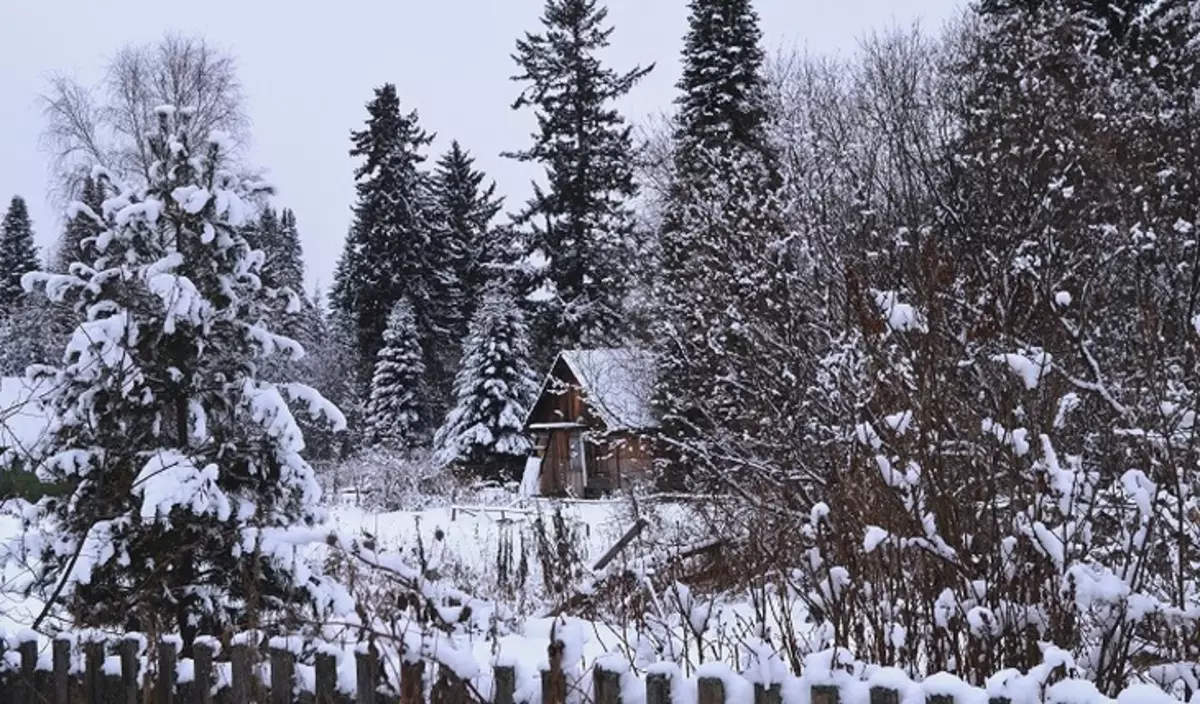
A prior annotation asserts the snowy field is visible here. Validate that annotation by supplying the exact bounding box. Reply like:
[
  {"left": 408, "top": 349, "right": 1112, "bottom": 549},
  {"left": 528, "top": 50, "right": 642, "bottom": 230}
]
[
  {"left": 0, "top": 374, "right": 727, "bottom": 675},
  {"left": 0, "top": 485, "right": 780, "bottom": 699}
]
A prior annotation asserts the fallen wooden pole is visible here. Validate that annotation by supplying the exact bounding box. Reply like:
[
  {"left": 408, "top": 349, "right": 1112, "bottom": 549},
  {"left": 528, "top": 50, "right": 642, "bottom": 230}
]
[{"left": 592, "top": 518, "right": 648, "bottom": 571}]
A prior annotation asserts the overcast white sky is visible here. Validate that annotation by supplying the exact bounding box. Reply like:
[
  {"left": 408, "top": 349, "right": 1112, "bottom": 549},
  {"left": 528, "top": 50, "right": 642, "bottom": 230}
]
[{"left": 0, "top": 0, "right": 963, "bottom": 291}]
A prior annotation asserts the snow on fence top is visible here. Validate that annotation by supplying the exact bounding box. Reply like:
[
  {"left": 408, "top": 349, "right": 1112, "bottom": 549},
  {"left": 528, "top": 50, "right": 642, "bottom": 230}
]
[
  {"left": 0, "top": 632, "right": 1186, "bottom": 704},
  {"left": 559, "top": 348, "right": 658, "bottom": 430}
]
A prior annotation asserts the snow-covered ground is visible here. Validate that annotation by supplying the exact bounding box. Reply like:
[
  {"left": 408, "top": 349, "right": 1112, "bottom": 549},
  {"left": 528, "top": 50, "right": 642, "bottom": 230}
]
[
  {"left": 0, "top": 489, "right": 748, "bottom": 697},
  {"left": 330, "top": 497, "right": 648, "bottom": 577}
]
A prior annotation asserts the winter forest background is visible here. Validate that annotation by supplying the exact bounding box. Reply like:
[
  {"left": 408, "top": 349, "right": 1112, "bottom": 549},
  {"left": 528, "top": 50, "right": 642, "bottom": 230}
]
[{"left": 0, "top": 0, "right": 1199, "bottom": 701}]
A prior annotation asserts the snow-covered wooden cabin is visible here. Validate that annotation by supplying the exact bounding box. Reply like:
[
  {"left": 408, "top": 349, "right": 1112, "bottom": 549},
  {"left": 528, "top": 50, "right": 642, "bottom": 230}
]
[{"left": 525, "top": 349, "right": 659, "bottom": 497}]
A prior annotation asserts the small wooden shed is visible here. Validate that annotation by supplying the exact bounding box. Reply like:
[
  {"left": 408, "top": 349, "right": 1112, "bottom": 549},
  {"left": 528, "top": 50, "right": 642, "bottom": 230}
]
[{"left": 525, "top": 348, "right": 659, "bottom": 497}]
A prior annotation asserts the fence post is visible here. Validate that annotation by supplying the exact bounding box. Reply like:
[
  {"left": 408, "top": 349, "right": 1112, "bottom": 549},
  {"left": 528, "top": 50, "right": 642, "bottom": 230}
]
[
  {"left": 871, "top": 686, "right": 899, "bottom": 704},
  {"left": 85, "top": 641, "right": 105, "bottom": 704},
  {"left": 697, "top": 677, "right": 724, "bottom": 704},
  {"left": 270, "top": 647, "right": 295, "bottom": 704},
  {"left": 355, "top": 645, "right": 378, "bottom": 704},
  {"left": 53, "top": 637, "right": 71, "bottom": 704},
  {"left": 988, "top": 698, "right": 1012, "bottom": 704},
  {"left": 230, "top": 643, "right": 252, "bottom": 704},
  {"left": 18, "top": 638, "right": 37, "bottom": 704},
  {"left": 119, "top": 638, "right": 140, "bottom": 704},
  {"left": 492, "top": 666, "right": 516, "bottom": 704},
  {"left": 812, "top": 685, "right": 840, "bottom": 704},
  {"left": 542, "top": 639, "right": 566, "bottom": 704},
  {"left": 192, "top": 641, "right": 215, "bottom": 704},
  {"left": 592, "top": 665, "right": 620, "bottom": 704},
  {"left": 645, "top": 672, "right": 671, "bottom": 704},
  {"left": 157, "top": 639, "right": 178, "bottom": 704},
  {"left": 399, "top": 660, "right": 425, "bottom": 704},
  {"left": 755, "top": 683, "right": 782, "bottom": 704},
  {"left": 430, "top": 666, "right": 467, "bottom": 704},
  {"left": 315, "top": 652, "right": 338, "bottom": 704},
  {"left": 540, "top": 669, "right": 566, "bottom": 704},
  {"left": 928, "top": 696, "right": 954, "bottom": 704}
]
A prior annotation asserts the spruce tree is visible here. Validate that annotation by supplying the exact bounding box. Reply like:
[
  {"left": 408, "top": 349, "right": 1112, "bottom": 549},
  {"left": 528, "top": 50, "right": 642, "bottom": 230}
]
[
  {"left": 672, "top": 0, "right": 770, "bottom": 166},
  {"left": 296, "top": 290, "right": 359, "bottom": 464},
  {"left": 506, "top": 0, "right": 652, "bottom": 357},
  {"left": 13, "top": 107, "right": 344, "bottom": 646},
  {"left": 260, "top": 207, "right": 310, "bottom": 337},
  {"left": 53, "top": 176, "right": 105, "bottom": 273},
  {"left": 653, "top": 0, "right": 800, "bottom": 489},
  {"left": 0, "top": 196, "right": 40, "bottom": 313},
  {"left": 365, "top": 299, "right": 427, "bottom": 449},
  {"left": 275, "top": 208, "right": 306, "bottom": 295},
  {"left": 246, "top": 207, "right": 306, "bottom": 297},
  {"left": 434, "top": 284, "right": 538, "bottom": 481},
  {"left": 432, "top": 141, "right": 505, "bottom": 330},
  {"left": 243, "top": 206, "right": 280, "bottom": 273},
  {"left": 331, "top": 84, "right": 438, "bottom": 394}
]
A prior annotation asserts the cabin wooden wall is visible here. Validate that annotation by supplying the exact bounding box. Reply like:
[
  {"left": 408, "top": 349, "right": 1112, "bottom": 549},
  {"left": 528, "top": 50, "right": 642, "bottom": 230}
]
[
  {"left": 538, "top": 430, "right": 570, "bottom": 495},
  {"left": 528, "top": 358, "right": 658, "bottom": 497},
  {"left": 585, "top": 432, "right": 655, "bottom": 494}
]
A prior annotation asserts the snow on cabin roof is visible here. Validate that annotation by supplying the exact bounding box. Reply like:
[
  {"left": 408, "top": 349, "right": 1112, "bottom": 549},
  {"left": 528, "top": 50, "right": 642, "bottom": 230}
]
[{"left": 557, "top": 348, "right": 659, "bottom": 430}]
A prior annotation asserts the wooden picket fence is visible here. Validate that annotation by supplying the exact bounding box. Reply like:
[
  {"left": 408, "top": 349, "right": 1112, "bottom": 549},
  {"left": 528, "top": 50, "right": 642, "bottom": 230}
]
[{"left": 0, "top": 634, "right": 1179, "bottom": 704}]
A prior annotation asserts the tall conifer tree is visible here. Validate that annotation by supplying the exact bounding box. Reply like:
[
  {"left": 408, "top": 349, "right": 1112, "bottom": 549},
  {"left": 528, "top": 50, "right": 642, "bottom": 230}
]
[
  {"left": 506, "top": 0, "right": 652, "bottom": 358},
  {"left": 432, "top": 141, "right": 505, "bottom": 330},
  {"left": 13, "top": 108, "right": 344, "bottom": 647},
  {"left": 54, "top": 176, "right": 105, "bottom": 273},
  {"left": 653, "top": 0, "right": 801, "bottom": 488},
  {"left": 331, "top": 84, "right": 438, "bottom": 389},
  {"left": 434, "top": 284, "right": 538, "bottom": 481},
  {"left": 0, "top": 196, "right": 40, "bottom": 313}
]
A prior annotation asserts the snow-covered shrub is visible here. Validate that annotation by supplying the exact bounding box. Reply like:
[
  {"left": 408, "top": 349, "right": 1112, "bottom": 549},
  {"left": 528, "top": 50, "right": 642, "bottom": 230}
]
[
  {"left": 319, "top": 448, "right": 472, "bottom": 511},
  {"left": 785, "top": 8, "right": 1200, "bottom": 696},
  {"left": 642, "top": 12, "right": 1200, "bottom": 697}
]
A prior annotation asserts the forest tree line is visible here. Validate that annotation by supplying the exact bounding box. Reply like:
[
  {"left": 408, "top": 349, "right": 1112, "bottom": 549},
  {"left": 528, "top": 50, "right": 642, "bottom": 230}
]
[{"left": 0, "top": 0, "right": 1198, "bottom": 690}]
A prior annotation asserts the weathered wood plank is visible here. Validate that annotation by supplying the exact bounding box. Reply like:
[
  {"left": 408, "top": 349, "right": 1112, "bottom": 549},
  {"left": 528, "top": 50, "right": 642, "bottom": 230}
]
[
  {"left": 398, "top": 660, "right": 424, "bottom": 704},
  {"left": 229, "top": 644, "right": 252, "bottom": 704},
  {"left": 540, "top": 669, "right": 566, "bottom": 704},
  {"left": 17, "top": 639, "right": 36, "bottom": 704},
  {"left": 697, "top": 676, "right": 724, "bottom": 704},
  {"left": 52, "top": 637, "right": 71, "bottom": 704},
  {"left": 192, "top": 642, "right": 215, "bottom": 704},
  {"left": 645, "top": 673, "right": 671, "bottom": 704},
  {"left": 315, "top": 652, "right": 338, "bottom": 704},
  {"left": 755, "top": 682, "right": 783, "bottom": 704},
  {"left": 812, "top": 684, "right": 840, "bottom": 704},
  {"left": 491, "top": 666, "right": 515, "bottom": 704},
  {"left": 591, "top": 518, "right": 648, "bottom": 571},
  {"left": 270, "top": 648, "right": 295, "bottom": 704},
  {"left": 355, "top": 647, "right": 378, "bottom": 704},
  {"left": 157, "top": 640, "right": 177, "bottom": 704},
  {"left": 429, "top": 667, "right": 466, "bottom": 704},
  {"left": 119, "top": 638, "right": 140, "bottom": 704},
  {"left": 872, "top": 686, "right": 900, "bottom": 704},
  {"left": 593, "top": 666, "right": 621, "bottom": 704},
  {"left": 85, "top": 641, "right": 105, "bottom": 704}
]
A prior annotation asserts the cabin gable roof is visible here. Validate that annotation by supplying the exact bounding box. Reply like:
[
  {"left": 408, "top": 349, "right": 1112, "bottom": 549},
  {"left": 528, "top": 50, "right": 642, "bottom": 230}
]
[{"left": 525, "top": 348, "right": 659, "bottom": 432}]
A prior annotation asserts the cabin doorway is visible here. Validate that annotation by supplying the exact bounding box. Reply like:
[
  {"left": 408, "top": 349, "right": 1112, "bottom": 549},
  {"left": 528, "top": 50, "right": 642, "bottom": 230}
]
[{"left": 566, "top": 430, "right": 587, "bottom": 496}]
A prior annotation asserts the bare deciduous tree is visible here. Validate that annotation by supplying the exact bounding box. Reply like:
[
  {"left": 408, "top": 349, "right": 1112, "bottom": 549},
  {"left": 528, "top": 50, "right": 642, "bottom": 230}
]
[{"left": 41, "top": 33, "right": 250, "bottom": 204}]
